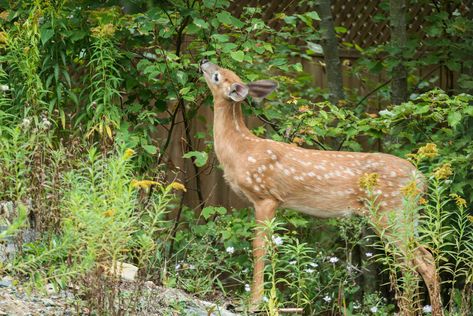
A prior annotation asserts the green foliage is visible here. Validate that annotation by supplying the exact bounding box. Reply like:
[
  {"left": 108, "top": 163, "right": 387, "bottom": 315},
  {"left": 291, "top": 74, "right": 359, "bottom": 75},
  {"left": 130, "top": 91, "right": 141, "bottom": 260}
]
[{"left": 0, "top": 1, "right": 472, "bottom": 314}]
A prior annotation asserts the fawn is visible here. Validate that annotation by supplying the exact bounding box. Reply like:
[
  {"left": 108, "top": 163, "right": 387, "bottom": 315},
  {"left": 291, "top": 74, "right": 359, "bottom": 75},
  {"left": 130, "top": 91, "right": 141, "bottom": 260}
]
[{"left": 200, "top": 59, "right": 442, "bottom": 315}]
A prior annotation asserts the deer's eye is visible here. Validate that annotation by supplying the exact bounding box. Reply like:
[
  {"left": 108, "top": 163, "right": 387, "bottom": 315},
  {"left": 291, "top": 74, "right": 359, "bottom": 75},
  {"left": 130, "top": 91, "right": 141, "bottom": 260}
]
[{"left": 213, "top": 73, "right": 219, "bottom": 82}]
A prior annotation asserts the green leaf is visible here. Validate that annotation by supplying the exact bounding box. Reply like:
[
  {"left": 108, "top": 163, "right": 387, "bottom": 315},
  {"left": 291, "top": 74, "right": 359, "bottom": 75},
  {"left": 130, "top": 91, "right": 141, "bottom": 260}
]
[
  {"left": 201, "top": 206, "right": 227, "bottom": 220},
  {"left": 193, "top": 18, "right": 209, "bottom": 29},
  {"left": 142, "top": 144, "right": 157, "bottom": 154},
  {"left": 230, "top": 50, "right": 245, "bottom": 62},
  {"left": 447, "top": 112, "right": 462, "bottom": 128},
  {"left": 216, "top": 11, "right": 244, "bottom": 28},
  {"left": 183, "top": 151, "right": 208, "bottom": 167},
  {"left": 306, "top": 11, "right": 320, "bottom": 20},
  {"left": 40, "top": 28, "right": 54, "bottom": 45}
]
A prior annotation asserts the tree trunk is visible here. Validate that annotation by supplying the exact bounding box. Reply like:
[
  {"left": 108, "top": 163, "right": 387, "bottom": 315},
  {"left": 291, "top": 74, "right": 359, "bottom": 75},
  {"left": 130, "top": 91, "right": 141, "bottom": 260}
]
[
  {"left": 389, "top": 0, "right": 408, "bottom": 104},
  {"left": 315, "top": 0, "right": 345, "bottom": 104},
  {"left": 462, "top": 0, "right": 473, "bottom": 94}
]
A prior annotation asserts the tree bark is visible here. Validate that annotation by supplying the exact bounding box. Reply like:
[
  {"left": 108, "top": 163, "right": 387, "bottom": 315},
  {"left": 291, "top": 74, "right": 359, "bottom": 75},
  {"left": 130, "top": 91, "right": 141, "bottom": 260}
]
[
  {"left": 389, "top": 0, "right": 408, "bottom": 104},
  {"left": 463, "top": 0, "right": 473, "bottom": 94},
  {"left": 315, "top": 0, "right": 345, "bottom": 104}
]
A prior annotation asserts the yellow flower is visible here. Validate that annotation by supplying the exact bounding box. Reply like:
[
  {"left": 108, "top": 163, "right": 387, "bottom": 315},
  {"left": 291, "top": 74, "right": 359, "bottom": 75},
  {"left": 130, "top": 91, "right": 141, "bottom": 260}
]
[
  {"left": 467, "top": 215, "right": 473, "bottom": 223},
  {"left": 401, "top": 180, "right": 421, "bottom": 197},
  {"left": 169, "top": 181, "right": 187, "bottom": 192},
  {"left": 419, "top": 197, "right": 428, "bottom": 205},
  {"left": 434, "top": 163, "right": 453, "bottom": 180},
  {"left": 131, "top": 179, "right": 160, "bottom": 189},
  {"left": 0, "top": 11, "right": 9, "bottom": 20},
  {"left": 286, "top": 95, "right": 301, "bottom": 105},
  {"left": 359, "top": 173, "right": 379, "bottom": 190},
  {"left": 91, "top": 23, "right": 116, "bottom": 38},
  {"left": 418, "top": 143, "right": 438, "bottom": 159},
  {"left": 292, "top": 137, "right": 304, "bottom": 146},
  {"left": 450, "top": 194, "right": 467, "bottom": 208},
  {"left": 123, "top": 148, "right": 135, "bottom": 159},
  {"left": 298, "top": 105, "right": 310, "bottom": 113},
  {"left": 103, "top": 209, "right": 115, "bottom": 217}
]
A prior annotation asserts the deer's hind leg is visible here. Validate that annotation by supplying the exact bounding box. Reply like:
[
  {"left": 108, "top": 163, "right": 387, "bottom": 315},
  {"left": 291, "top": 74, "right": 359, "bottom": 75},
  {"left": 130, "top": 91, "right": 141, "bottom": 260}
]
[
  {"left": 369, "top": 211, "right": 443, "bottom": 316},
  {"left": 412, "top": 246, "right": 443, "bottom": 316}
]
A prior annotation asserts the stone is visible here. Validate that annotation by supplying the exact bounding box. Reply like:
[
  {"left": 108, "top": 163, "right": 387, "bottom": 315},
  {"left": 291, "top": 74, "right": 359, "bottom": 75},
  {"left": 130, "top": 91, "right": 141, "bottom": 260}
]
[{"left": 107, "top": 261, "right": 138, "bottom": 281}]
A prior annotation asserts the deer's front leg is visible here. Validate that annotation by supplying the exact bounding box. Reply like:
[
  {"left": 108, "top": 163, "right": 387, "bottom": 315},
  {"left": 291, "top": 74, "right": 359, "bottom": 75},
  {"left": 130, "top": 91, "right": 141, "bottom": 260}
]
[{"left": 250, "top": 199, "right": 278, "bottom": 307}]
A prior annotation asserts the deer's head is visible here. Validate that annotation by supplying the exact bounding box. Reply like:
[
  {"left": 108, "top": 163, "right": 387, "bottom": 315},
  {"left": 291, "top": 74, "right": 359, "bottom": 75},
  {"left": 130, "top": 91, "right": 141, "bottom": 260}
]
[{"left": 200, "top": 59, "right": 278, "bottom": 102}]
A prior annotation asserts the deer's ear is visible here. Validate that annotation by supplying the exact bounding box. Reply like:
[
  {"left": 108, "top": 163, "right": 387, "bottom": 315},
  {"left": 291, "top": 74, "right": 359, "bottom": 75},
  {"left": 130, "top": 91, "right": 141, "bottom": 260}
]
[
  {"left": 247, "top": 80, "right": 278, "bottom": 98},
  {"left": 228, "top": 82, "right": 249, "bottom": 102}
]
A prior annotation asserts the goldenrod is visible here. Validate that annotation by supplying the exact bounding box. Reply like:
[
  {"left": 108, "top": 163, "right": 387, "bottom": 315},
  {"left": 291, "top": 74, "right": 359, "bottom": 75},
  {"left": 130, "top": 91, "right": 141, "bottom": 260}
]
[
  {"left": 434, "top": 163, "right": 452, "bottom": 180},
  {"left": 169, "top": 181, "right": 187, "bottom": 192},
  {"left": 123, "top": 148, "right": 135, "bottom": 160},
  {"left": 450, "top": 194, "right": 467, "bottom": 208},
  {"left": 418, "top": 143, "right": 438, "bottom": 158},
  {"left": 359, "top": 173, "right": 379, "bottom": 190},
  {"left": 401, "top": 180, "right": 420, "bottom": 197},
  {"left": 131, "top": 179, "right": 160, "bottom": 189}
]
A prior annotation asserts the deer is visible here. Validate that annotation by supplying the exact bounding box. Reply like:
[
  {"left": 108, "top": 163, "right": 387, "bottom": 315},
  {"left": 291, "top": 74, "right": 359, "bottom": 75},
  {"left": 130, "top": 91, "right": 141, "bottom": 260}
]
[{"left": 199, "top": 59, "right": 443, "bottom": 316}]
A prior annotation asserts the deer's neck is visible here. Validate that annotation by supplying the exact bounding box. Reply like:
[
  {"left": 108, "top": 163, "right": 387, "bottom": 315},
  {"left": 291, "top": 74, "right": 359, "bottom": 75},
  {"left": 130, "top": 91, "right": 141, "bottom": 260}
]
[{"left": 213, "top": 97, "right": 255, "bottom": 168}]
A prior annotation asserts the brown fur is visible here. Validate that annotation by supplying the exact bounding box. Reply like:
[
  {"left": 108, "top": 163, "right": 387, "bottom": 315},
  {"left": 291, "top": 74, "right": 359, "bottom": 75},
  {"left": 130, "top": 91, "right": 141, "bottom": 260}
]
[{"left": 201, "top": 61, "right": 443, "bottom": 315}]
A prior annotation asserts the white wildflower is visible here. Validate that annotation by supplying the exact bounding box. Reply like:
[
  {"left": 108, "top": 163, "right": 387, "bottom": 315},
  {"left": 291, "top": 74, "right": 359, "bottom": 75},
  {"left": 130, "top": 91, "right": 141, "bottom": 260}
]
[
  {"left": 21, "top": 117, "right": 31, "bottom": 129},
  {"left": 226, "top": 246, "right": 235, "bottom": 254},
  {"left": 329, "top": 257, "right": 339, "bottom": 264},
  {"left": 365, "top": 252, "right": 373, "bottom": 257},
  {"left": 422, "top": 305, "right": 432, "bottom": 314},
  {"left": 353, "top": 303, "right": 361, "bottom": 310},
  {"left": 304, "top": 268, "right": 315, "bottom": 273},
  {"left": 0, "top": 84, "right": 10, "bottom": 91},
  {"left": 41, "top": 117, "right": 52, "bottom": 130},
  {"left": 272, "top": 235, "right": 283, "bottom": 246},
  {"left": 322, "top": 295, "right": 331, "bottom": 303},
  {"left": 175, "top": 263, "right": 181, "bottom": 270},
  {"left": 244, "top": 284, "right": 251, "bottom": 292},
  {"left": 309, "top": 262, "right": 318, "bottom": 268},
  {"left": 370, "top": 306, "right": 378, "bottom": 313},
  {"left": 262, "top": 296, "right": 269, "bottom": 302},
  {"left": 289, "top": 260, "right": 297, "bottom": 265},
  {"left": 242, "top": 268, "right": 249, "bottom": 273}
]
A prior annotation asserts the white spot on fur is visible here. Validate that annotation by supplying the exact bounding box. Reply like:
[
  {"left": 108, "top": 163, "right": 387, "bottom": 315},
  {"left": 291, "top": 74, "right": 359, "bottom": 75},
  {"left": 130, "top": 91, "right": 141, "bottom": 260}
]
[
  {"left": 390, "top": 171, "right": 397, "bottom": 177},
  {"left": 248, "top": 156, "right": 256, "bottom": 163},
  {"left": 308, "top": 172, "right": 316, "bottom": 177},
  {"left": 284, "top": 169, "right": 291, "bottom": 176},
  {"left": 255, "top": 177, "right": 262, "bottom": 183},
  {"left": 269, "top": 164, "right": 274, "bottom": 170},
  {"left": 254, "top": 185, "right": 260, "bottom": 192}
]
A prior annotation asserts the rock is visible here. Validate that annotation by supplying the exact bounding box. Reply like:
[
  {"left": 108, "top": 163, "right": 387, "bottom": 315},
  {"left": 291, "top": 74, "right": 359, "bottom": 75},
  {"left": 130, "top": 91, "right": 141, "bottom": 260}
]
[
  {"left": 107, "top": 261, "right": 138, "bottom": 281},
  {"left": 0, "top": 276, "right": 13, "bottom": 288}
]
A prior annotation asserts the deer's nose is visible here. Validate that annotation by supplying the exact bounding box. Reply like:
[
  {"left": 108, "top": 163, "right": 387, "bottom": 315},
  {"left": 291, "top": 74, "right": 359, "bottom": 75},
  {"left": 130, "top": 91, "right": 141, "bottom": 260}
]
[{"left": 200, "top": 59, "right": 209, "bottom": 65}]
